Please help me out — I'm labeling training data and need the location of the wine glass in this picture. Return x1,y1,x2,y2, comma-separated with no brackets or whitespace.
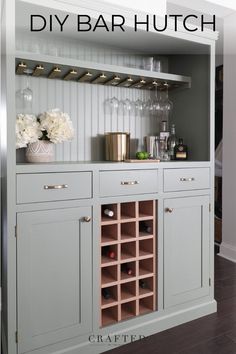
16,68,33,113
144,98,154,116
153,87,162,118
104,97,119,115
118,99,125,116
110,97,119,114
104,98,112,115
23,69,33,102
123,99,134,115
161,83,173,122
135,99,144,114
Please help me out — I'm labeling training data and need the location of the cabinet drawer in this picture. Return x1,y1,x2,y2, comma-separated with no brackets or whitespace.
100,170,158,197
17,172,92,204
164,168,210,192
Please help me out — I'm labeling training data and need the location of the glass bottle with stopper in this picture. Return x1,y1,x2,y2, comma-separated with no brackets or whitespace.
159,120,169,141
167,124,178,160
159,137,170,162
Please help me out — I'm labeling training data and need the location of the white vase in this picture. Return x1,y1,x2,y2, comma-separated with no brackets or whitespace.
26,140,54,163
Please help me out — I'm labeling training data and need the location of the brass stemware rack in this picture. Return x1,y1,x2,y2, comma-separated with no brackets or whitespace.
15,52,191,91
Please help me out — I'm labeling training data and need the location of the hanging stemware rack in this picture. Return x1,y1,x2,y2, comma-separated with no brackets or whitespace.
15,51,191,91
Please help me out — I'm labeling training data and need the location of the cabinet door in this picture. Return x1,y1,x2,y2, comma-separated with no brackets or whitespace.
17,207,92,353
164,196,210,308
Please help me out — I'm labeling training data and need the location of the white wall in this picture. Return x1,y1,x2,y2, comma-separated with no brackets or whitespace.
221,11,236,262
215,54,223,67
167,1,224,66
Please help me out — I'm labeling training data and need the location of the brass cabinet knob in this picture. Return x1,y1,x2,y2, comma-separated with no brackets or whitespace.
165,208,173,213
83,216,92,222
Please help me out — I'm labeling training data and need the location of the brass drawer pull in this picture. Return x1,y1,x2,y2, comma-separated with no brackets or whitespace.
165,208,173,213
180,178,195,182
44,184,68,190
121,181,139,186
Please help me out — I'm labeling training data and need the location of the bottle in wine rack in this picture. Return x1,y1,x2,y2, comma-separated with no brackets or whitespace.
103,208,114,218
121,264,133,276
102,246,116,259
139,280,147,289
139,222,152,234
102,288,111,300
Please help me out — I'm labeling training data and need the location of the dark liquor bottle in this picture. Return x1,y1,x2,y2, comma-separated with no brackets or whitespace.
139,222,152,234
102,288,111,300
102,247,116,259
139,280,147,289
121,264,133,276
174,138,188,160
167,124,178,160
103,208,114,218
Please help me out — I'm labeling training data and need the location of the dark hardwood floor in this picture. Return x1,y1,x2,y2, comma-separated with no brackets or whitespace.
108,256,236,354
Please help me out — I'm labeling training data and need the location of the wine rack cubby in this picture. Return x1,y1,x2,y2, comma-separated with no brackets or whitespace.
100,200,157,327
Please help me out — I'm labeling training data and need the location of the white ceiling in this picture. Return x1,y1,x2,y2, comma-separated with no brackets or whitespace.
207,0,236,12
168,0,235,18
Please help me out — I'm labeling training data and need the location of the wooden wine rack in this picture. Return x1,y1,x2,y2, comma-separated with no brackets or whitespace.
100,200,157,327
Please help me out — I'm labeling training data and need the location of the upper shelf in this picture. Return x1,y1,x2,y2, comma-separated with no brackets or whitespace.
15,51,191,91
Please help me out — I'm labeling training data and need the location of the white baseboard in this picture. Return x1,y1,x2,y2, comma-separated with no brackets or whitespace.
219,242,236,263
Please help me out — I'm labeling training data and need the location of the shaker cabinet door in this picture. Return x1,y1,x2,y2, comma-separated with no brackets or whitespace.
17,207,92,354
164,196,210,308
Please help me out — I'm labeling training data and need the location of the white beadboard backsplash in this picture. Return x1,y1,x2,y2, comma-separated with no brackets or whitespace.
16,33,167,162
16,76,161,162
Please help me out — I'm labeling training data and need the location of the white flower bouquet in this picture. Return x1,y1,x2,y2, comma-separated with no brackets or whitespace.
16,109,74,148
16,114,42,149
38,109,74,144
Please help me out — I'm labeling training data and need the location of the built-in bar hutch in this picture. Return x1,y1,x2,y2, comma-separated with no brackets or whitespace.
1,1,217,354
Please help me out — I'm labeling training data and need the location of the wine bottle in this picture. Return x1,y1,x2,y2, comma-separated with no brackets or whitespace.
121,264,133,276
167,124,178,160
139,280,147,289
139,222,152,234
102,288,111,300
102,246,116,259
103,209,114,218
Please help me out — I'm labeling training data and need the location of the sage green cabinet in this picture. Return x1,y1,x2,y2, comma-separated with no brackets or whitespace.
164,196,210,308
17,207,92,354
